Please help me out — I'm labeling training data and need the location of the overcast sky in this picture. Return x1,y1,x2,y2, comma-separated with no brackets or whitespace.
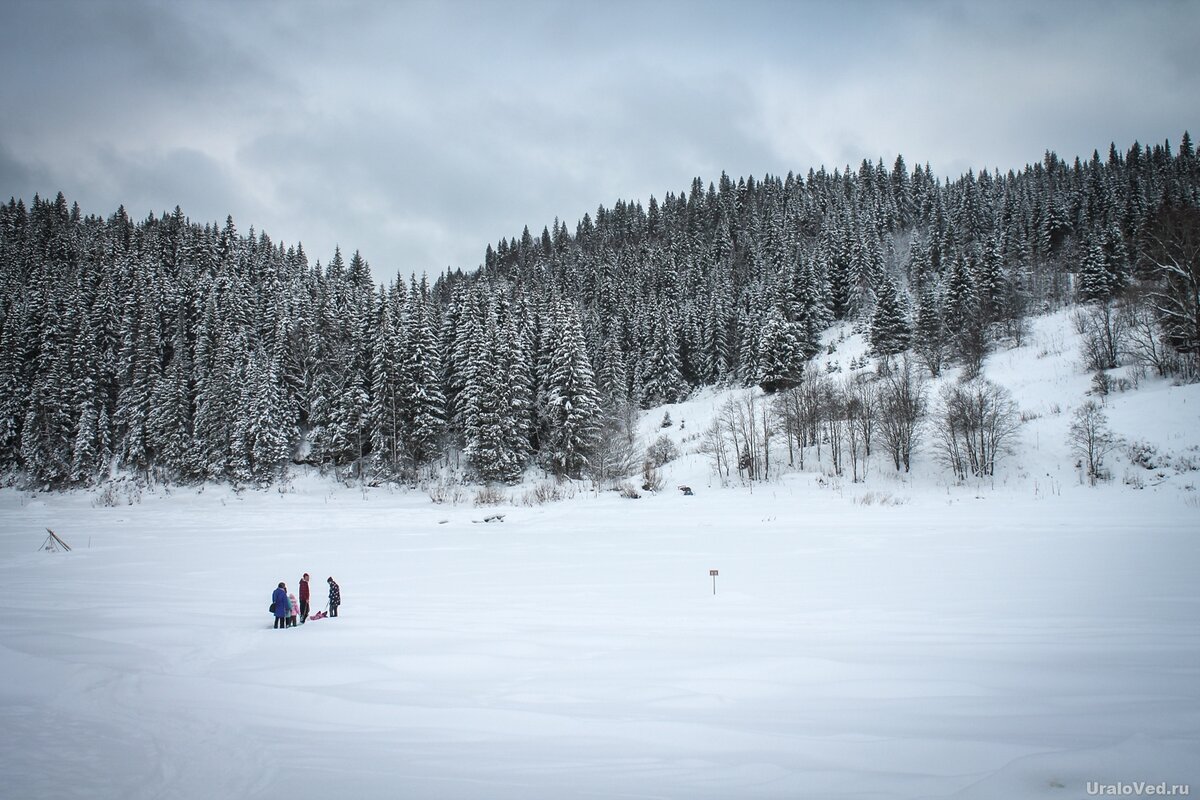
2,0,1197,280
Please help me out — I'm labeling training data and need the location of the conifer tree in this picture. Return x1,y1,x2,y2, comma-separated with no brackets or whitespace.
0,295,32,467
639,308,687,406
914,285,948,377
943,256,987,376
756,307,806,393
370,287,404,474
596,332,630,399
21,288,75,485
542,302,602,478
3,135,1200,488
114,262,161,474
500,307,534,469
147,326,194,479
463,311,521,483
398,279,446,473
869,273,912,361
1077,234,1112,303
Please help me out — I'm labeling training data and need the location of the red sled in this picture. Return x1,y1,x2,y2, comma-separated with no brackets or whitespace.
309,611,328,620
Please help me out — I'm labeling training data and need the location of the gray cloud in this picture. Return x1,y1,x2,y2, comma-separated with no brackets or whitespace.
2,0,1197,280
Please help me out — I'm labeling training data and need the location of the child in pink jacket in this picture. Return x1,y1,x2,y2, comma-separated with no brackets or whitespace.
287,592,299,628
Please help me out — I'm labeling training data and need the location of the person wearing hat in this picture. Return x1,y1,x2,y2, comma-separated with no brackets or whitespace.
299,573,311,624
271,582,289,630
327,577,341,617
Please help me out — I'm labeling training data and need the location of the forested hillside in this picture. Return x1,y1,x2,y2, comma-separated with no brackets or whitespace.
2,135,1198,488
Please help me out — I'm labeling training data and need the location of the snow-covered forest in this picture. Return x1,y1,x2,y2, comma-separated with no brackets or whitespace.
3,134,1199,490
4,300,1198,800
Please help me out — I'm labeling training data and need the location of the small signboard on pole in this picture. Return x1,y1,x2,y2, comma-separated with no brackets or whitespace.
710,569,719,595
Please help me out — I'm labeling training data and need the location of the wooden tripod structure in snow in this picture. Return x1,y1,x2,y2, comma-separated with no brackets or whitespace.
41,528,72,552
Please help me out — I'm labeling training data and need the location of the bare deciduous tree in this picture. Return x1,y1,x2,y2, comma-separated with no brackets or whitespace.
1143,205,1200,375
877,358,928,472
1073,302,1128,371
590,398,640,488
1068,400,1117,486
704,390,777,483
935,379,1021,480
1120,296,1176,377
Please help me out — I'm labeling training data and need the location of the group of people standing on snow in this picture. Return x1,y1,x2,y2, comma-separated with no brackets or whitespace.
270,573,340,629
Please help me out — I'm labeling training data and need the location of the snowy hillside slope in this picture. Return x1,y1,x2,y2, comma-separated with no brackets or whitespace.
0,308,1197,800
639,307,1200,505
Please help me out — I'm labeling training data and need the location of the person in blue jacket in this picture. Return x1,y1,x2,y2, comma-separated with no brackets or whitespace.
272,582,289,630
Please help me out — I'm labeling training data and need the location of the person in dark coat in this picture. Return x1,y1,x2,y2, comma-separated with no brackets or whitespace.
299,573,311,624
272,582,289,630
327,577,340,617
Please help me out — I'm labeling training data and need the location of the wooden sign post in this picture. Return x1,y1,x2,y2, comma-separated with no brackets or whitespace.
710,569,719,595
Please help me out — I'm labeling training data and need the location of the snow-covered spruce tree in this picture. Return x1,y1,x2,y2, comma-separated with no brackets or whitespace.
701,265,737,382
370,285,404,476
114,259,161,477
912,284,947,378
596,332,630,400
852,223,886,295
500,306,534,469
868,273,912,366
638,307,687,406
310,247,349,464
462,306,525,483
942,255,987,379
735,305,763,386
191,284,232,480
20,285,75,485
398,277,447,475
756,307,805,393
542,301,602,478
232,347,293,484
1077,232,1114,304
146,325,195,481
779,255,828,361
326,366,370,476
64,289,108,484
822,216,856,322
443,284,483,442
453,292,485,456
0,293,31,469
324,271,375,474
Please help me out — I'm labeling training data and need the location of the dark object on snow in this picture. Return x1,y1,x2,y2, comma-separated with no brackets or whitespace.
678,485,693,496
327,577,340,617
41,528,72,552
472,514,506,523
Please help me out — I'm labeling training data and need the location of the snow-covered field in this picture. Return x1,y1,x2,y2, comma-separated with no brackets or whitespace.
2,310,1198,800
